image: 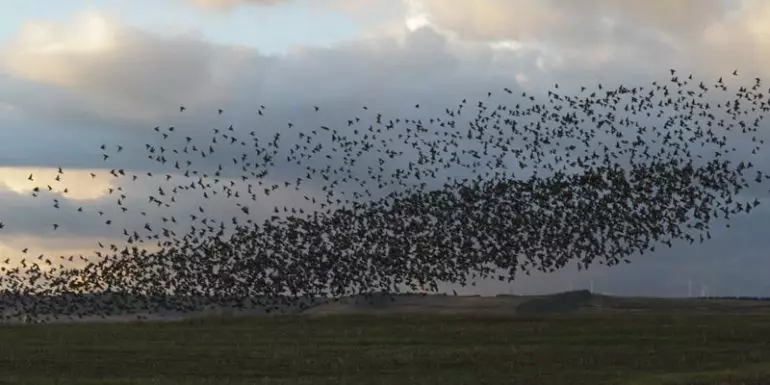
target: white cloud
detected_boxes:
[186,0,383,13]
[409,0,760,77]
[695,0,770,75]
[8,2,767,131]
[0,167,113,201]
[416,0,729,42]
[188,0,282,10]
[1,11,252,125]
[0,103,18,118]
[4,11,119,87]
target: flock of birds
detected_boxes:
[0,69,769,322]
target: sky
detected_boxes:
[1,0,770,298]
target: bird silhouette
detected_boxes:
[0,69,768,323]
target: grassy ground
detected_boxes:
[1,313,770,385]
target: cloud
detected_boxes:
[0,102,18,118]
[186,0,376,12]
[416,0,729,42]
[0,167,113,201]
[1,4,770,297]
[1,11,246,126]
[188,0,283,10]
[411,0,762,78]
[697,0,770,75]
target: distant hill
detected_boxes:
[4,290,770,324]
[302,292,529,315]
[301,290,770,316]
[515,289,594,314]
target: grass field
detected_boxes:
[1,313,770,384]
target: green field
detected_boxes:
[1,313,770,385]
